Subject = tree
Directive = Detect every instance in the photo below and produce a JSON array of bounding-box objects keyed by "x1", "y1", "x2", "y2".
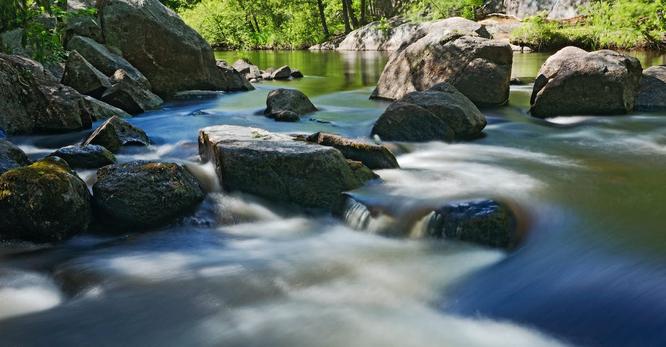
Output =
[{"x1": 316, "y1": 0, "x2": 329, "y2": 38}]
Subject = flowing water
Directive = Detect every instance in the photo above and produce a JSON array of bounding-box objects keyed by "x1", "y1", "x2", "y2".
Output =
[{"x1": 1, "y1": 50, "x2": 665, "y2": 346}]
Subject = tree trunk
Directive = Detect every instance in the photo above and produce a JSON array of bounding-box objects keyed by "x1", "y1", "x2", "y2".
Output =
[
  {"x1": 316, "y1": 0, "x2": 329, "y2": 38},
  {"x1": 346, "y1": 0, "x2": 359, "y2": 28},
  {"x1": 342, "y1": 0, "x2": 352, "y2": 33},
  {"x1": 360, "y1": 0, "x2": 367, "y2": 25}
]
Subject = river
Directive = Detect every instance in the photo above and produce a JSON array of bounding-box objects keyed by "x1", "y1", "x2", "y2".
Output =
[{"x1": 0, "y1": 50, "x2": 665, "y2": 346}]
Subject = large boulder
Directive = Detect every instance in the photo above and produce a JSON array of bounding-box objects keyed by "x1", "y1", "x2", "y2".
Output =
[
  {"x1": 83, "y1": 95, "x2": 132, "y2": 120},
  {"x1": 0, "y1": 140, "x2": 30, "y2": 175},
  {"x1": 480, "y1": 0, "x2": 590, "y2": 20},
  {"x1": 530, "y1": 47, "x2": 642, "y2": 118},
  {"x1": 265, "y1": 88, "x2": 317, "y2": 116},
  {"x1": 371, "y1": 33, "x2": 512, "y2": 105},
  {"x1": 50, "y1": 144, "x2": 116, "y2": 169},
  {"x1": 61, "y1": 50, "x2": 112, "y2": 98},
  {"x1": 101, "y1": 69, "x2": 163, "y2": 114},
  {"x1": 83, "y1": 116, "x2": 150, "y2": 152},
  {"x1": 0, "y1": 53, "x2": 92, "y2": 135},
  {"x1": 0, "y1": 157, "x2": 92, "y2": 242},
  {"x1": 305, "y1": 132, "x2": 399, "y2": 169},
  {"x1": 93, "y1": 161, "x2": 205, "y2": 227},
  {"x1": 98, "y1": 0, "x2": 251, "y2": 96},
  {"x1": 372, "y1": 83, "x2": 486, "y2": 141},
  {"x1": 198, "y1": 125, "x2": 372, "y2": 209},
  {"x1": 66, "y1": 35, "x2": 150, "y2": 88},
  {"x1": 635, "y1": 65, "x2": 666, "y2": 112},
  {"x1": 63, "y1": 15, "x2": 104, "y2": 45},
  {"x1": 425, "y1": 199, "x2": 519, "y2": 249}
]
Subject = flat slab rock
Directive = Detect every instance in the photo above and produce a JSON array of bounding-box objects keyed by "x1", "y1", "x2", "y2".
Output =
[{"x1": 198, "y1": 125, "x2": 372, "y2": 209}]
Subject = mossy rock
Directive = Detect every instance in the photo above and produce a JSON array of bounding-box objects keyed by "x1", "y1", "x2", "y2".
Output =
[
  {"x1": 50, "y1": 144, "x2": 116, "y2": 169},
  {"x1": 0, "y1": 157, "x2": 92, "y2": 242},
  {"x1": 0, "y1": 140, "x2": 30, "y2": 175}
]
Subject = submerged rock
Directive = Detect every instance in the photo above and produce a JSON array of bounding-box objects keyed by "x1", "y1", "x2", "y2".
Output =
[
  {"x1": 371, "y1": 32, "x2": 512, "y2": 105},
  {"x1": 306, "y1": 132, "x2": 399, "y2": 169},
  {"x1": 61, "y1": 50, "x2": 112, "y2": 98},
  {"x1": 425, "y1": 199, "x2": 518, "y2": 249},
  {"x1": 99, "y1": 0, "x2": 250, "y2": 96},
  {"x1": 271, "y1": 111, "x2": 300, "y2": 122},
  {"x1": 93, "y1": 161, "x2": 205, "y2": 228},
  {"x1": 50, "y1": 144, "x2": 116, "y2": 169},
  {"x1": 83, "y1": 116, "x2": 149, "y2": 152},
  {"x1": 530, "y1": 46, "x2": 642, "y2": 117},
  {"x1": 198, "y1": 125, "x2": 372, "y2": 209},
  {"x1": 265, "y1": 88, "x2": 317, "y2": 116},
  {"x1": 0, "y1": 53, "x2": 92, "y2": 135},
  {"x1": 0, "y1": 140, "x2": 30, "y2": 174},
  {"x1": 635, "y1": 65, "x2": 666, "y2": 112},
  {"x1": 372, "y1": 83, "x2": 486, "y2": 141},
  {"x1": 101, "y1": 69, "x2": 163, "y2": 114},
  {"x1": 0, "y1": 157, "x2": 92, "y2": 242},
  {"x1": 66, "y1": 35, "x2": 150, "y2": 88}
]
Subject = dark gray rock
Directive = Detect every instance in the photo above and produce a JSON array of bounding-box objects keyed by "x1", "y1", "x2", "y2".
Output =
[
  {"x1": 63, "y1": 15, "x2": 104, "y2": 45},
  {"x1": 291, "y1": 69, "x2": 304, "y2": 78},
  {"x1": 83, "y1": 116, "x2": 149, "y2": 152},
  {"x1": 635, "y1": 65, "x2": 666, "y2": 112},
  {"x1": 271, "y1": 111, "x2": 300, "y2": 122},
  {"x1": 271, "y1": 65, "x2": 292, "y2": 80},
  {"x1": 50, "y1": 144, "x2": 116, "y2": 169},
  {"x1": 0, "y1": 157, "x2": 92, "y2": 242},
  {"x1": 93, "y1": 161, "x2": 205, "y2": 228},
  {"x1": 0, "y1": 140, "x2": 30, "y2": 174},
  {"x1": 265, "y1": 88, "x2": 317, "y2": 116},
  {"x1": 61, "y1": 50, "x2": 112, "y2": 98},
  {"x1": 83, "y1": 95, "x2": 132, "y2": 120},
  {"x1": 101, "y1": 69, "x2": 163, "y2": 114},
  {"x1": 306, "y1": 132, "x2": 399, "y2": 169}
]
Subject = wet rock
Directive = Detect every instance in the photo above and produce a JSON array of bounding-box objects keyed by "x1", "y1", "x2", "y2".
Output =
[
  {"x1": 425, "y1": 199, "x2": 518, "y2": 249},
  {"x1": 66, "y1": 35, "x2": 150, "y2": 88},
  {"x1": 232, "y1": 59, "x2": 261, "y2": 79},
  {"x1": 0, "y1": 157, "x2": 92, "y2": 242},
  {"x1": 0, "y1": 53, "x2": 92, "y2": 135},
  {"x1": 530, "y1": 47, "x2": 642, "y2": 118},
  {"x1": 63, "y1": 15, "x2": 103, "y2": 45},
  {"x1": 291, "y1": 69, "x2": 304, "y2": 78},
  {"x1": 371, "y1": 32, "x2": 512, "y2": 105},
  {"x1": 50, "y1": 144, "x2": 116, "y2": 169},
  {"x1": 61, "y1": 51, "x2": 112, "y2": 98},
  {"x1": 635, "y1": 65, "x2": 666, "y2": 112},
  {"x1": 510, "y1": 77, "x2": 526, "y2": 85},
  {"x1": 172, "y1": 90, "x2": 223, "y2": 100},
  {"x1": 215, "y1": 64, "x2": 255, "y2": 91},
  {"x1": 83, "y1": 116, "x2": 149, "y2": 153},
  {"x1": 0, "y1": 140, "x2": 30, "y2": 174},
  {"x1": 83, "y1": 96, "x2": 132, "y2": 120},
  {"x1": 265, "y1": 88, "x2": 317, "y2": 116},
  {"x1": 372, "y1": 83, "x2": 486, "y2": 141},
  {"x1": 198, "y1": 125, "x2": 371, "y2": 209},
  {"x1": 101, "y1": 69, "x2": 163, "y2": 114},
  {"x1": 93, "y1": 161, "x2": 205, "y2": 228},
  {"x1": 99, "y1": 0, "x2": 249, "y2": 96},
  {"x1": 271, "y1": 65, "x2": 292, "y2": 80},
  {"x1": 346, "y1": 160, "x2": 379, "y2": 182},
  {"x1": 271, "y1": 111, "x2": 300, "y2": 122},
  {"x1": 306, "y1": 132, "x2": 399, "y2": 169}
]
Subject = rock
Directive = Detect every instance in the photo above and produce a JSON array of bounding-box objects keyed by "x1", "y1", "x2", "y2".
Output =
[
  {"x1": 101, "y1": 69, "x2": 163, "y2": 114},
  {"x1": 425, "y1": 199, "x2": 518, "y2": 249},
  {"x1": 346, "y1": 160, "x2": 379, "y2": 182},
  {"x1": 198, "y1": 125, "x2": 372, "y2": 209},
  {"x1": 371, "y1": 33, "x2": 512, "y2": 105},
  {"x1": 216, "y1": 64, "x2": 255, "y2": 91},
  {"x1": 530, "y1": 47, "x2": 642, "y2": 118},
  {"x1": 232, "y1": 59, "x2": 261, "y2": 78},
  {"x1": 216, "y1": 60, "x2": 231, "y2": 69},
  {"x1": 93, "y1": 161, "x2": 205, "y2": 227},
  {"x1": 271, "y1": 111, "x2": 300, "y2": 122},
  {"x1": 0, "y1": 140, "x2": 30, "y2": 174},
  {"x1": 0, "y1": 53, "x2": 92, "y2": 135},
  {"x1": 372, "y1": 83, "x2": 486, "y2": 141},
  {"x1": 271, "y1": 65, "x2": 292, "y2": 80},
  {"x1": 480, "y1": 0, "x2": 590, "y2": 20},
  {"x1": 99, "y1": 0, "x2": 250, "y2": 96},
  {"x1": 336, "y1": 17, "x2": 419, "y2": 51},
  {"x1": 66, "y1": 35, "x2": 150, "y2": 88},
  {"x1": 635, "y1": 66, "x2": 666, "y2": 112},
  {"x1": 0, "y1": 157, "x2": 92, "y2": 242},
  {"x1": 510, "y1": 77, "x2": 525, "y2": 85},
  {"x1": 61, "y1": 51, "x2": 112, "y2": 98},
  {"x1": 0, "y1": 29, "x2": 29, "y2": 56},
  {"x1": 172, "y1": 90, "x2": 223, "y2": 100},
  {"x1": 63, "y1": 15, "x2": 104, "y2": 45},
  {"x1": 50, "y1": 144, "x2": 116, "y2": 169},
  {"x1": 261, "y1": 72, "x2": 273, "y2": 80},
  {"x1": 83, "y1": 95, "x2": 132, "y2": 120},
  {"x1": 83, "y1": 116, "x2": 149, "y2": 152},
  {"x1": 306, "y1": 132, "x2": 399, "y2": 169},
  {"x1": 291, "y1": 69, "x2": 304, "y2": 78},
  {"x1": 265, "y1": 88, "x2": 317, "y2": 116}
]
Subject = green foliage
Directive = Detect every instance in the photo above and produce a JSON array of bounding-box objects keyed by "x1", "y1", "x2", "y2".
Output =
[
  {"x1": 406, "y1": 0, "x2": 484, "y2": 21},
  {"x1": 511, "y1": 0, "x2": 666, "y2": 51}
]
